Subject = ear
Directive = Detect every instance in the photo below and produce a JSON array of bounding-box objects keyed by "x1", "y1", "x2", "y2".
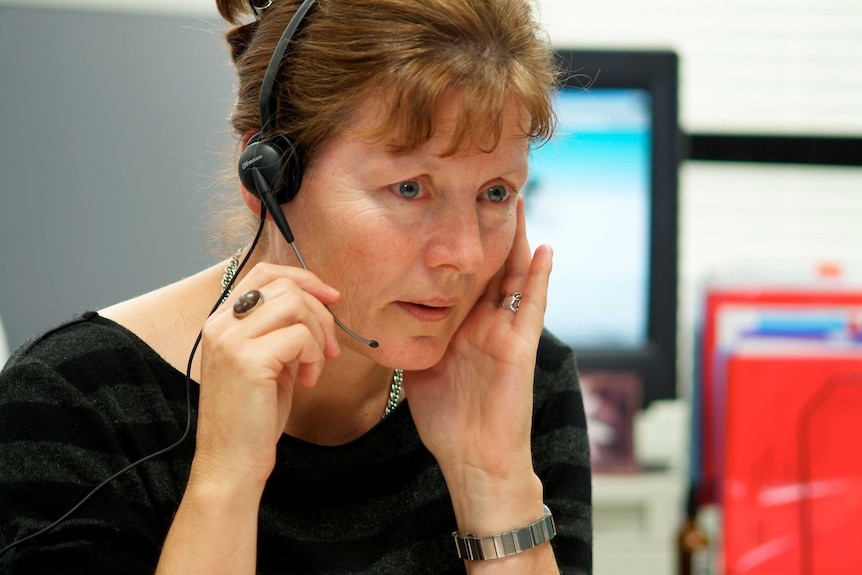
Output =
[{"x1": 240, "y1": 131, "x2": 263, "y2": 216}]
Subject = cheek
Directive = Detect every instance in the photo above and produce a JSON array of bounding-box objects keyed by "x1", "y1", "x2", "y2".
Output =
[
  {"x1": 485, "y1": 216, "x2": 517, "y2": 267},
  {"x1": 470, "y1": 216, "x2": 516, "y2": 293},
  {"x1": 325, "y1": 211, "x2": 406, "y2": 285}
]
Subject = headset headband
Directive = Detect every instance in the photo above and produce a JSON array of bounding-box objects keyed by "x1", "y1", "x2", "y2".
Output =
[{"x1": 259, "y1": 0, "x2": 318, "y2": 135}]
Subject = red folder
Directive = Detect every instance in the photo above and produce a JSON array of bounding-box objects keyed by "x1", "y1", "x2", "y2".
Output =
[
  {"x1": 698, "y1": 287, "x2": 862, "y2": 503},
  {"x1": 722, "y1": 355, "x2": 862, "y2": 575}
]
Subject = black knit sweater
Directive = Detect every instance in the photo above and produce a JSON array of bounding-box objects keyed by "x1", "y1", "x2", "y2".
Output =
[{"x1": 0, "y1": 312, "x2": 591, "y2": 573}]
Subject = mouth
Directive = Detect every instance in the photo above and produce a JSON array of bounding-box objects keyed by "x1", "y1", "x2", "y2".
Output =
[{"x1": 396, "y1": 300, "x2": 456, "y2": 322}]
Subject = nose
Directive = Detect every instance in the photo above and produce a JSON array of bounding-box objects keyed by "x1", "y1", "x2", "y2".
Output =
[{"x1": 424, "y1": 200, "x2": 484, "y2": 275}]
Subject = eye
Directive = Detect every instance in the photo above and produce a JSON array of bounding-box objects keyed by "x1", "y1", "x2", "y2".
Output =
[
  {"x1": 483, "y1": 185, "x2": 510, "y2": 203},
  {"x1": 392, "y1": 181, "x2": 422, "y2": 199}
]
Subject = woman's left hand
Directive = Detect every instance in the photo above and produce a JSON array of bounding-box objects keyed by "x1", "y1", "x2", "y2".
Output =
[{"x1": 404, "y1": 197, "x2": 553, "y2": 532}]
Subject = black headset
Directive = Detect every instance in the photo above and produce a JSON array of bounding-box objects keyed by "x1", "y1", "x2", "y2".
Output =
[
  {"x1": 238, "y1": 0, "x2": 317, "y2": 210},
  {"x1": 234, "y1": 0, "x2": 378, "y2": 348}
]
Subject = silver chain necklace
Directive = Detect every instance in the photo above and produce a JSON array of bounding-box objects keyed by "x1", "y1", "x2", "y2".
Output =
[
  {"x1": 385, "y1": 368, "x2": 404, "y2": 418},
  {"x1": 221, "y1": 252, "x2": 402, "y2": 419}
]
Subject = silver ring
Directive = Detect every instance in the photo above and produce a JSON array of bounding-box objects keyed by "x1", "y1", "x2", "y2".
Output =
[
  {"x1": 500, "y1": 292, "x2": 522, "y2": 313},
  {"x1": 233, "y1": 289, "x2": 263, "y2": 318}
]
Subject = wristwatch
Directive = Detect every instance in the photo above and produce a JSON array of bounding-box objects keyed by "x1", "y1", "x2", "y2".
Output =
[{"x1": 452, "y1": 505, "x2": 556, "y2": 560}]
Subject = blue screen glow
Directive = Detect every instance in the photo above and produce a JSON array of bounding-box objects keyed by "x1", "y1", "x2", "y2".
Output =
[{"x1": 525, "y1": 88, "x2": 652, "y2": 348}]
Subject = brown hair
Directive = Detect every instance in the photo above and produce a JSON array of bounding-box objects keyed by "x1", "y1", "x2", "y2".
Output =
[{"x1": 212, "y1": 0, "x2": 557, "y2": 249}]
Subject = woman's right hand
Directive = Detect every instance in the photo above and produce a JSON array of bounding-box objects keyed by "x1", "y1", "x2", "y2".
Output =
[{"x1": 192, "y1": 262, "x2": 341, "y2": 490}]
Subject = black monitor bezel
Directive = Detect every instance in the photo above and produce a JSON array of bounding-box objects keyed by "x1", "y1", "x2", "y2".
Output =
[{"x1": 549, "y1": 48, "x2": 680, "y2": 406}]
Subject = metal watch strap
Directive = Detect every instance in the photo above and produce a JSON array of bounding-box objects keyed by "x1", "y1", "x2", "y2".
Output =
[{"x1": 452, "y1": 505, "x2": 556, "y2": 560}]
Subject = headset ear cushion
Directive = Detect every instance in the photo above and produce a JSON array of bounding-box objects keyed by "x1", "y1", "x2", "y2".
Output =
[
  {"x1": 237, "y1": 133, "x2": 303, "y2": 203},
  {"x1": 276, "y1": 136, "x2": 303, "y2": 203}
]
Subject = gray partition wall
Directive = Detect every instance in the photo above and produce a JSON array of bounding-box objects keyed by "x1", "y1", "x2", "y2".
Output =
[{"x1": 0, "y1": 6, "x2": 237, "y2": 350}]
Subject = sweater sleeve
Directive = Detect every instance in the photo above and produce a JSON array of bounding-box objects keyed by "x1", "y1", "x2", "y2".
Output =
[
  {"x1": 0, "y1": 316, "x2": 190, "y2": 572},
  {"x1": 532, "y1": 331, "x2": 593, "y2": 575}
]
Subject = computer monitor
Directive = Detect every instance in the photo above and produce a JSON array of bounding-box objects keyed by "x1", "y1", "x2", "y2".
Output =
[{"x1": 525, "y1": 49, "x2": 680, "y2": 406}]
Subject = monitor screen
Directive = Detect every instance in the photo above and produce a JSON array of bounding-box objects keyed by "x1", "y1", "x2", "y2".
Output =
[
  {"x1": 526, "y1": 49, "x2": 680, "y2": 406},
  {"x1": 526, "y1": 87, "x2": 652, "y2": 348}
]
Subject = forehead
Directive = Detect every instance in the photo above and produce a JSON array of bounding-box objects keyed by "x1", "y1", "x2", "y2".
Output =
[{"x1": 341, "y1": 87, "x2": 533, "y2": 158}]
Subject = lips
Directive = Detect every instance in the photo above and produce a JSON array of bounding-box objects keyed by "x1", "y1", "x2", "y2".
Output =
[{"x1": 397, "y1": 300, "x2": 457, "y2": 322}]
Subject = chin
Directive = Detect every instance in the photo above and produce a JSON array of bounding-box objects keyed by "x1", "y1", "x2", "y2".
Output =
[
  {"x1": 337, "y1": 330, "x2": 448, "y2": 370},
  {"x1": 385, "y1": 335, "x2": 451, "y2": 371}
]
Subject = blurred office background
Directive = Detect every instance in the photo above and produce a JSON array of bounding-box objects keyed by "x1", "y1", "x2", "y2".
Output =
[{"x1": 1, "y1": 1, "x2": 860, "y2": 573}]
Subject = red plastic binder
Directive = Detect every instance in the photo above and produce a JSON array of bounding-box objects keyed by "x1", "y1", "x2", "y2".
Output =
[
  {"x1": 698, "y1": 287, "x2": 862, "y2": 503},
  {"x1": 722, "y1": 356, "x2": 862, "y2": 575}
]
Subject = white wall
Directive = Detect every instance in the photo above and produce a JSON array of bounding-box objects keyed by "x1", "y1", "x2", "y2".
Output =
[{"x1": 542, "y1": 0, "x2": 862, "y2": 136}]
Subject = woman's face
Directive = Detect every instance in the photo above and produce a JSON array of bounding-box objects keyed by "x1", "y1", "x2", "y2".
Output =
[{"x1": 282, "y1": 90, "x2": 531, "y2": 369}]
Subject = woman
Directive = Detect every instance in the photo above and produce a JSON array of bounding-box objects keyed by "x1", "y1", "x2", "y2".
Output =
[{"x1": 0, "y1": 0, "x2": 592, "y2": 573}]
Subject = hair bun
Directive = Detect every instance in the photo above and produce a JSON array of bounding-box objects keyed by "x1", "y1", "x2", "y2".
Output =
[
  {"x1": 216, "y1": 0, "x2": 253, "y2": 24},
  {"x1": 225, "y1": 20, "x2": 259, "y2": 63}
]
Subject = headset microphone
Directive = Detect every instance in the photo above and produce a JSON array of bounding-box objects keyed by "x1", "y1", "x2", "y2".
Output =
[
  {"x1": 237, "y1": 0, "x2": 379, "y2": 349},
  {"x1": 249, "y1": 168, "x2": 379, "y2": 349}
]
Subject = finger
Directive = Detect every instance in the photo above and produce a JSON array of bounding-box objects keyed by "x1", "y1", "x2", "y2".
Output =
[
  {"x1": 225, "y1": 275, "x2": 341, "y2": 359},
  {"x1": 275, "y1": 285, "x2": 341, "y2": 359},
  {"x1": 483, "y1": 196, "x2": 531, "y2": 307},
  {"x1": 264, "y1": 281, "x2": 338, "y2": 352},
  {"x1": 296, "y1": 358, "x2": 325, "y2": 389},
  {"x1": 226, "y1": 287, "x2": 328, "y2": 350},
  {"x1": 243, "y1": 323, "x2": 329, "y2": 383},
  {"x1": 235, "y1": 262, "x2": 341, "y2": 308},
  {"x1": 504, "y1": 195, "x2": 533, "y2": 285},
  {"x1": 513, "y1": 243, "x2": 553, "y2": 335}
]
